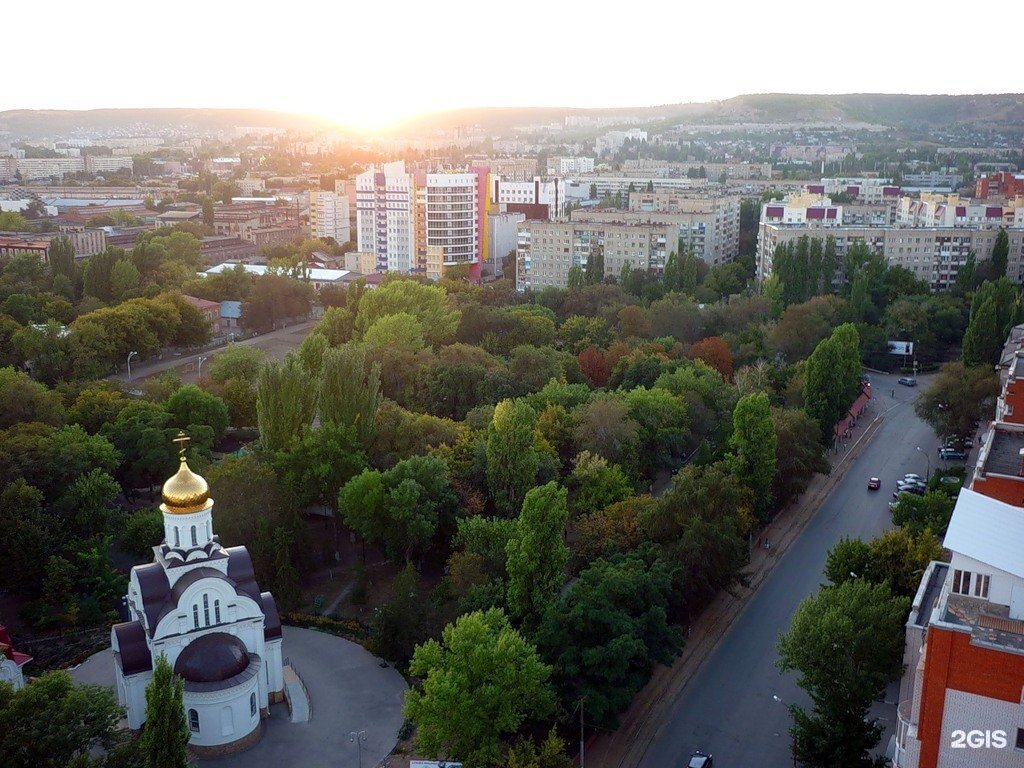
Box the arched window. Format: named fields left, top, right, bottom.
left=214, top=599, right=221, bottom=624
left=202, top=594, right=210, bottom=626
left=174, top=527, right=180, bottom=548
left=250, top=692, right=257, bottom=718
left=188, top=708, right=200, bottom=733
left=192, top=604, right=199, bottom=629
left=191, top=525, right=197, bottom=547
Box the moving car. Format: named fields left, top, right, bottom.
left=898, top=377, right=918, bottom=387
left=687, top=752, right=714, bottom=768
left=939, top=447, right=967, bottom=460
left=868, top=477, right=881, bottom=490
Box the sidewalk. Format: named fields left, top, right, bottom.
left=583, top=398, right=890, bottom=768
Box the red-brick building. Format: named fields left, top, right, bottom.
left=975, top=171, right=1024, bottom=200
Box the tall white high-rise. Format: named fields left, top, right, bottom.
left=356, top=161, right=416, bottom=273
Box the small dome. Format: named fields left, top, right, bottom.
left=161, top=460, right=210, bottom=514
left=174, top=633, right=249, bottom=683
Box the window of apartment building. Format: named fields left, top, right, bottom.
left=1016, top=728, right=1024, bottom=751
left=952, top=569, right=974, bottom=596
left=973, top=574, right=990, bottom=599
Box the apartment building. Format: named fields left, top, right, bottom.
left=805, top=177, right=901, bottom=204
left=976, top=171, right=1024, bottom=200
left=893, top=488, right=1024, bottom=768
left=548, top=156, right=595, bottom=176
left=356, top=161, right=417, bottom=274
left=308, top=189, right=351, bottom=244
left=595, top=130, right=647, bottom=154
left=516, top=219, right=671, bottom=291
left=472, top=157, right=537, bottom=182
left=490, top=177, right=565, bottom=220
left=572, top=203, right=738, bottom=266
left=622, top=159, right=773, bottom=179
left=356, top=162, right=487, bottom=279
left=757, top=192, right=1024, bottom=288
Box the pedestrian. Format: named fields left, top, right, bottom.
left=764, top=538, right=770, bottom=551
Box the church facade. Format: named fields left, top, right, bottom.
left=111, top=433, right=284, bottom=754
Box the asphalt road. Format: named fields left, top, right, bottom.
left=639, top=372, right=941, bottom=768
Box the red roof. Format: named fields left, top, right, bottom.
left=0, top=625, right=32, bottom=667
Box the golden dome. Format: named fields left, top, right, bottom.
left=161, top=431, right=210, bottom=514
left=161, top=460, right=210, bottom=514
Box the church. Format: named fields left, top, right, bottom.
left=111, top=432, right=285, bottom=755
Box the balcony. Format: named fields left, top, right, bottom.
left=893, top=698, right=919, bottom=768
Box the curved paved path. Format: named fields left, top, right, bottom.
left=71, top=626, right=407, bottom=767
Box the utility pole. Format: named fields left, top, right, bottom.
left=579, top=697, right=585, bottom=768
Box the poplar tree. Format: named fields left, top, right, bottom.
left=255, top=354, right=317, bottom=452
left=140, top=654, right=190, bottom=768
left=506, top=482, right=569, bottom=629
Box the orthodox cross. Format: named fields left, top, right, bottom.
left=173, top=430, right=191, bottom=461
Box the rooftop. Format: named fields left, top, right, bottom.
left=976, top=423, right=1024, bottom=478
left=943, top=487, right=1024, bottom=580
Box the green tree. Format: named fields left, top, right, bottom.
left=991, top=227, right=1009, bottom=278
left=486, top=399, right=540, bottom=517
left=363, top=311, right=426, bottom=350
left=355, top=278, right=460, bottom=345
left=891, top=491, right=954, bottom=536
left=0, top=365, right=65, bottom=429
left=535, top=552, right=682, bottom=729
left=138, top=654, right=189, bottom=768
left=584, top=249, right=604, bottom=285
left=771, top=407, right=829, bottom=508
left=256, top=355, right=317, bottom=452
left=207, top=344, right=266, bottom=385
left=165, top=384, right=230, bottom=440
left=506, top=482, right=569, bottom=629
left=567, top=451, right=633, bottom=516
left=507, top=728, right=571, bottom=768
left=371, top=562, right=429, bottom=667
left=823, top=537, right=873, bottom=586
left=962, top=296, right=999, bottom=366
left=0, top=670, right=125, bottom=768
left=404, top=608, right=555, bottom=768
left=567, top=265, right=585, bottom=290
left=729, top=392, right=777, bottom=521
left=867, top=527, right=943, bottom=597
left=777, top=580, right=909, bottom=768
left=804, top=324, right=860, bottom=441
left=915, top=361, right=998, bottom=440
left=318, top=344, right=382, bottom=448
left=0, top=210, right=29, bottom=231
left=273, top=422, right=367, bottom=511
left=49, top=235, right=76, bottom=282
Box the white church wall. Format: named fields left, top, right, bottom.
left=183, top=667, right=261, bottom=748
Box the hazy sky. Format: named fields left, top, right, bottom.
left=5, top=0, right=1020, bottom=130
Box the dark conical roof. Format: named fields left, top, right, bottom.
left=174, top=633, right=249, bottom=683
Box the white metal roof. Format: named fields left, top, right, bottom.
left=203, top=262, right=349, bottom=282
left=943, top=487, right=1024, bottom=579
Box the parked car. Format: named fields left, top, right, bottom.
left=687, top=753, right=714, bottom=768
left=868, top=477, right=881, bottom=490
left=898, top=377, right=918, bottom=387
left=893, top=489, right=921, bottom=500
left=896, top=481, right=927, bottom=493
left=939, top=447, right=967, bottom=460
left=902, top=473, right=923, bottom=483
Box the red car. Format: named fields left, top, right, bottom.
left=868, top=477, right=881, bottom=490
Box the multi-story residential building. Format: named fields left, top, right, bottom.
left=212, top=202, right=299, bottom=244
left=485, top=211, right=525, bottom=277
left=356, top=161, right=417, bottom=274
left=622, top=159, right=774, bottom=179
left=595, top=130, right=648, bottom=154
left=84, top=156, right=133, bottom=175
left=901, top=172, right=964, bottom=192
left=894, top=330, right=1024, bottom=768
left=582, top=176, right=708, bottom=199
left=893, top=488, right=1024, bottom=768
left=548, top=156, right=595, bottom=176
left=308, top=189, right=350, bottom=244
left=757, top=191, right=1024, bottom=288
left=572, top=198, right=739, bottom=266
left=472, top=157, right=537, bottom=182
left=805, top=177, right=901, bottom=204
left=515, top=219, right=671, bottom=291
left=490, top=177, right=565, bottom=220
left=976, top=171, right=1024, bottom=200
left=356, top=162, right=487, bottom=279
left=239, top=177, right=266, bottom=196
left=422, top=170, right=486, bottom=279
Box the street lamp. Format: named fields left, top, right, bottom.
left=127, top=351, right=138, bottom=381
left=197, top=356, right=210, bottom=379
left=349, top=730, right=367, bottom=768
left=916, top=446, right=931, bottom=479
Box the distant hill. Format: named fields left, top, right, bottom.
left=2, top=94, right=1022, bottom=138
